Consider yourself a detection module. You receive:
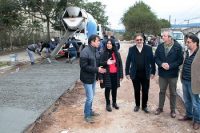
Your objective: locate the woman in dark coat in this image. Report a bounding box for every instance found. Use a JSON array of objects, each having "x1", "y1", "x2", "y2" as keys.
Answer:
[{"x1": 99, "y1": 38, "x2": 123, "y2": 112}]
